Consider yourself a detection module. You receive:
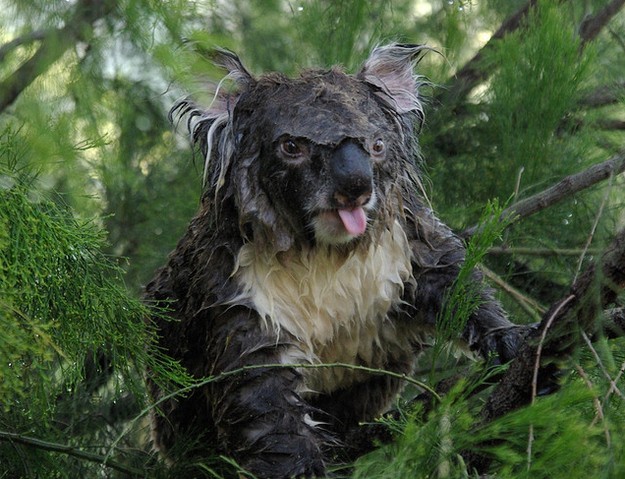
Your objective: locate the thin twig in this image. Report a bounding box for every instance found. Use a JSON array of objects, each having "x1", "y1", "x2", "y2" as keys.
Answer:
[
  {"x1": 106, "y1": 362, "x2": 441, "y2": 464},
  {"x1": 526, "y1": 294, "x2": 574, "y2": 471},
  {"x1": 575, "y1": 363, "x2": 611, "y2": 447},
  {"x1": 600, "y1": 358, "x2": 625, "y2": 413},
  {"x1": 488, "y1": 246, "x2": 602, "y2": 256},
  {"x1": 0, "y1": 431, "x2": 145, "y2": 476},
  {"x1": 480, "y1": 264, "x2": 546, "y2": 319},
  {"x1": 526, "y1": 422, "x2": 535, "y2": 472},
  {"x1": 581, "y1": 331, "x2": 625, "y2": 400},
  {"x1": 531, "y1": 295, "x2": 575, "y2": 401},
  {"x1": 573, "y1": 174, "x2": 613, "y2": 282},
  {"x1": 513, "y1": 167, "x2": 525, "y2": 203}
]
